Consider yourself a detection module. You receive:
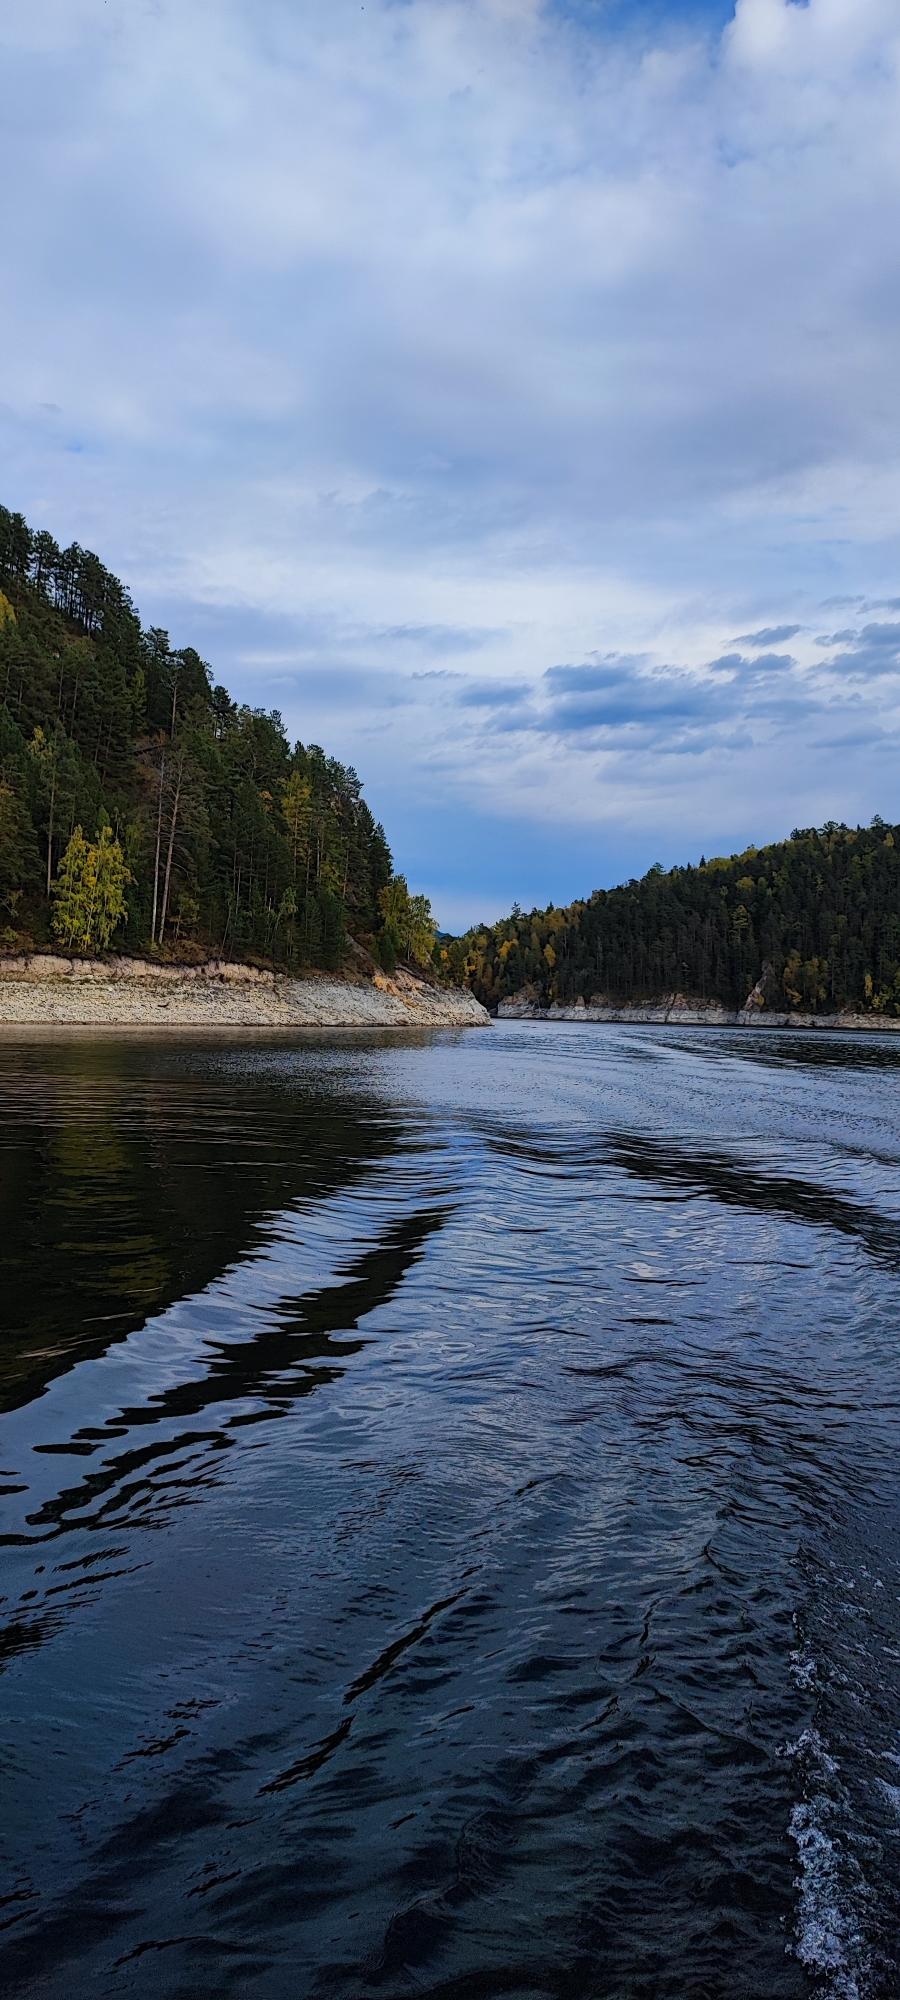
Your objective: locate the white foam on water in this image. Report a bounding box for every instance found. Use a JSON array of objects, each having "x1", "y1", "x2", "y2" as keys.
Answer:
[
  {"x1": 788, "y1": 1730, "x2": 871, "y2": 2000},
  {"x1": 876, "y1": 1779, "x2": 900, "y2": 1820},
  {"x1": 782, "y1": 1724, "x2": 837, "y2": 1777},
  {"x1": 789, "y1": 1801, "x2": 864, "y2": 2000}
]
